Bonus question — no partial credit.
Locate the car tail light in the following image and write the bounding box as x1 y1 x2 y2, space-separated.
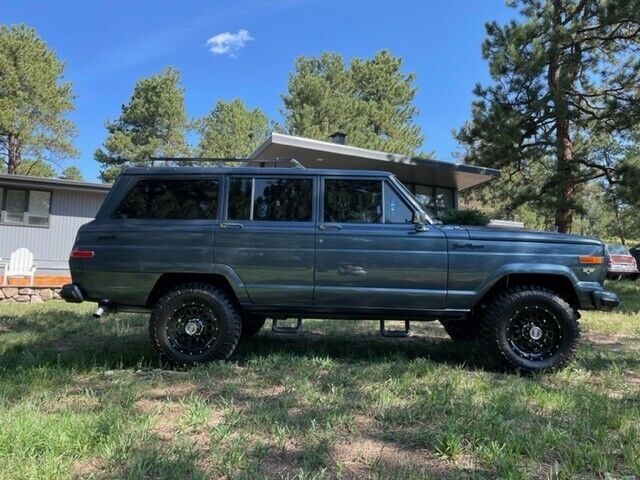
70 249 94 258
579 256 604 264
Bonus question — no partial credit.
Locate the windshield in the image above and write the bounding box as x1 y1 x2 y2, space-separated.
390 176 433 224
607 244 629 255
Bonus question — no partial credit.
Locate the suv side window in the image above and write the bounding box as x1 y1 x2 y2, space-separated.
113 179 219 220
227 177 313 221
324 179 382 223
384 182 413 224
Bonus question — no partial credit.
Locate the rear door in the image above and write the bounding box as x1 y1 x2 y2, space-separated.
214 174 316 305
314 176 447 312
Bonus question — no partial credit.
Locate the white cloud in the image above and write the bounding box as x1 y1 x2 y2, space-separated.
207 29 253 57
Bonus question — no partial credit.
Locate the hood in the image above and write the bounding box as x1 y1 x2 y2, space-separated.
460 226 603 246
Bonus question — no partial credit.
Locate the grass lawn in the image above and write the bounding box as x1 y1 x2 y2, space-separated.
0 282 639 479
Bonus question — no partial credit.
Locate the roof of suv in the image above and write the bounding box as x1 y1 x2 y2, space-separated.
122 166 393 177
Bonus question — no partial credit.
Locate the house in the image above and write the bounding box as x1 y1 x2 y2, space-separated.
0 133 499 276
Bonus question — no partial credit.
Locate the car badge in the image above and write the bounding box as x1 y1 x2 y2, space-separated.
582 267 596 275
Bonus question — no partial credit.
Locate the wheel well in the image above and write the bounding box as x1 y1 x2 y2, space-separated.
145 273 239 308
474 273 579 312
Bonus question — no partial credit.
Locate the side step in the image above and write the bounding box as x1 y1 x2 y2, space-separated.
380 320 411 338
271 317 303 334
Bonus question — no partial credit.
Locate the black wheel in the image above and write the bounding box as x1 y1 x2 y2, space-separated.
480 286 580 372
440 315 481 342
241 315 267 339
150 283 241 366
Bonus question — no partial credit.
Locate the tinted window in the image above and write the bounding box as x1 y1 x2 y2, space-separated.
227 178 252 220
114 179 219 219
253 178 312 221
228 177 313 221
384 183 413 224
324 179 382 223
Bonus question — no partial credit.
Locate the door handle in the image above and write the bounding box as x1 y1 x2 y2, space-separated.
318 224 342 231
452 242 484 250
220 223 244 229
97 234 117 240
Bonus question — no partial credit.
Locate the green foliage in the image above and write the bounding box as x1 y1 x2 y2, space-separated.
59 165 84 181
282 50 426 156
0 24 77 174
457 0 640 233
94 67 189 182
195 99 269 159
15 159 57 177
442 208 490 226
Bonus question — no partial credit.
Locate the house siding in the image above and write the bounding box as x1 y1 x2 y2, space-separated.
0 188 106 274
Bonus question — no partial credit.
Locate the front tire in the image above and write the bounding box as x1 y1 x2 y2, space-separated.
150 283 242 366
480 286 580 372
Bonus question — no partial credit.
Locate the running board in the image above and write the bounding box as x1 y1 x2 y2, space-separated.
380 320 411 338
271 318 303 334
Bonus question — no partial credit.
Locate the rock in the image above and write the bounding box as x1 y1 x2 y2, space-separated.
0 289 4 299
2 298 16 303
53 291 62 299
3 288 18 298
19 288 35 295
30 295 44 304
40 289 54 301
14 295 30 302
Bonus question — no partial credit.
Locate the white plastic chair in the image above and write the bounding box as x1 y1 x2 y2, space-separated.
2 248 38 286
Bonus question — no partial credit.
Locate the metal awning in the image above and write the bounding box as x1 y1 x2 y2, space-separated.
249 133 500 191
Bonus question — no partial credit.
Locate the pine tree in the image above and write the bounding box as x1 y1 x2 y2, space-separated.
0 25 77 174
457 0 640 233
196 99 269 158
282 50 424 156
94 67 188 182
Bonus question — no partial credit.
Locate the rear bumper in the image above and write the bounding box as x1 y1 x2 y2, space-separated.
60 283 85 303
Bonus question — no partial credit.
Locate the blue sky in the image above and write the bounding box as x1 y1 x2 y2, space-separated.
2 0 517 181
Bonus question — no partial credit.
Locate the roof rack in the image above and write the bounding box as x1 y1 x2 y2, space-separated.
149 157 305 169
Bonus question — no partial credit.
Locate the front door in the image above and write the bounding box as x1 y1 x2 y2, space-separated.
314 177 447 312
214 175 316 305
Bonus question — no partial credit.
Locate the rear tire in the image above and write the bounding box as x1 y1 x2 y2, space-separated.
480 286 580 372
150 283 241 366
440 316 480 342
240 315 266 339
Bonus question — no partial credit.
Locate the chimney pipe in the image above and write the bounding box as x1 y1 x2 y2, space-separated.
329 131 346 145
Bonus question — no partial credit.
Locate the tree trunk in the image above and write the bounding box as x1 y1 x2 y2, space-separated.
549 0 574 233
7 132 21 174
554 119 574 233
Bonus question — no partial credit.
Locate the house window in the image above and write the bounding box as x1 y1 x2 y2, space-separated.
412 184 455 219
0 188 51 226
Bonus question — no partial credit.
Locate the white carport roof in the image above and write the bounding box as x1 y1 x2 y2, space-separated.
249 133 500 191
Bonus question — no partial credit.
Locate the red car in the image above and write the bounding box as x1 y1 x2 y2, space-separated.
606 244 639 279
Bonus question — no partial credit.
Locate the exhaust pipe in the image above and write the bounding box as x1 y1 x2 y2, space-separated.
93 304 110 318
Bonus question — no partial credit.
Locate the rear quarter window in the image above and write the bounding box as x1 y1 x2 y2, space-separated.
113 179 219 220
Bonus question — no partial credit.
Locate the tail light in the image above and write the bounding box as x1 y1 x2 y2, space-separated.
70 249 94 258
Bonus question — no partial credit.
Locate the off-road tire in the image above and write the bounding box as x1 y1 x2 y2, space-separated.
240 315 267 339
480 286 580 372
150 283 242 366
440 316 481 342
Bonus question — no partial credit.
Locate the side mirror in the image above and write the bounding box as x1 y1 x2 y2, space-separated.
412 211 428 231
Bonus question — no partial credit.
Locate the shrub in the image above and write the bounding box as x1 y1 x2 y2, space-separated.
442 208 490 226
